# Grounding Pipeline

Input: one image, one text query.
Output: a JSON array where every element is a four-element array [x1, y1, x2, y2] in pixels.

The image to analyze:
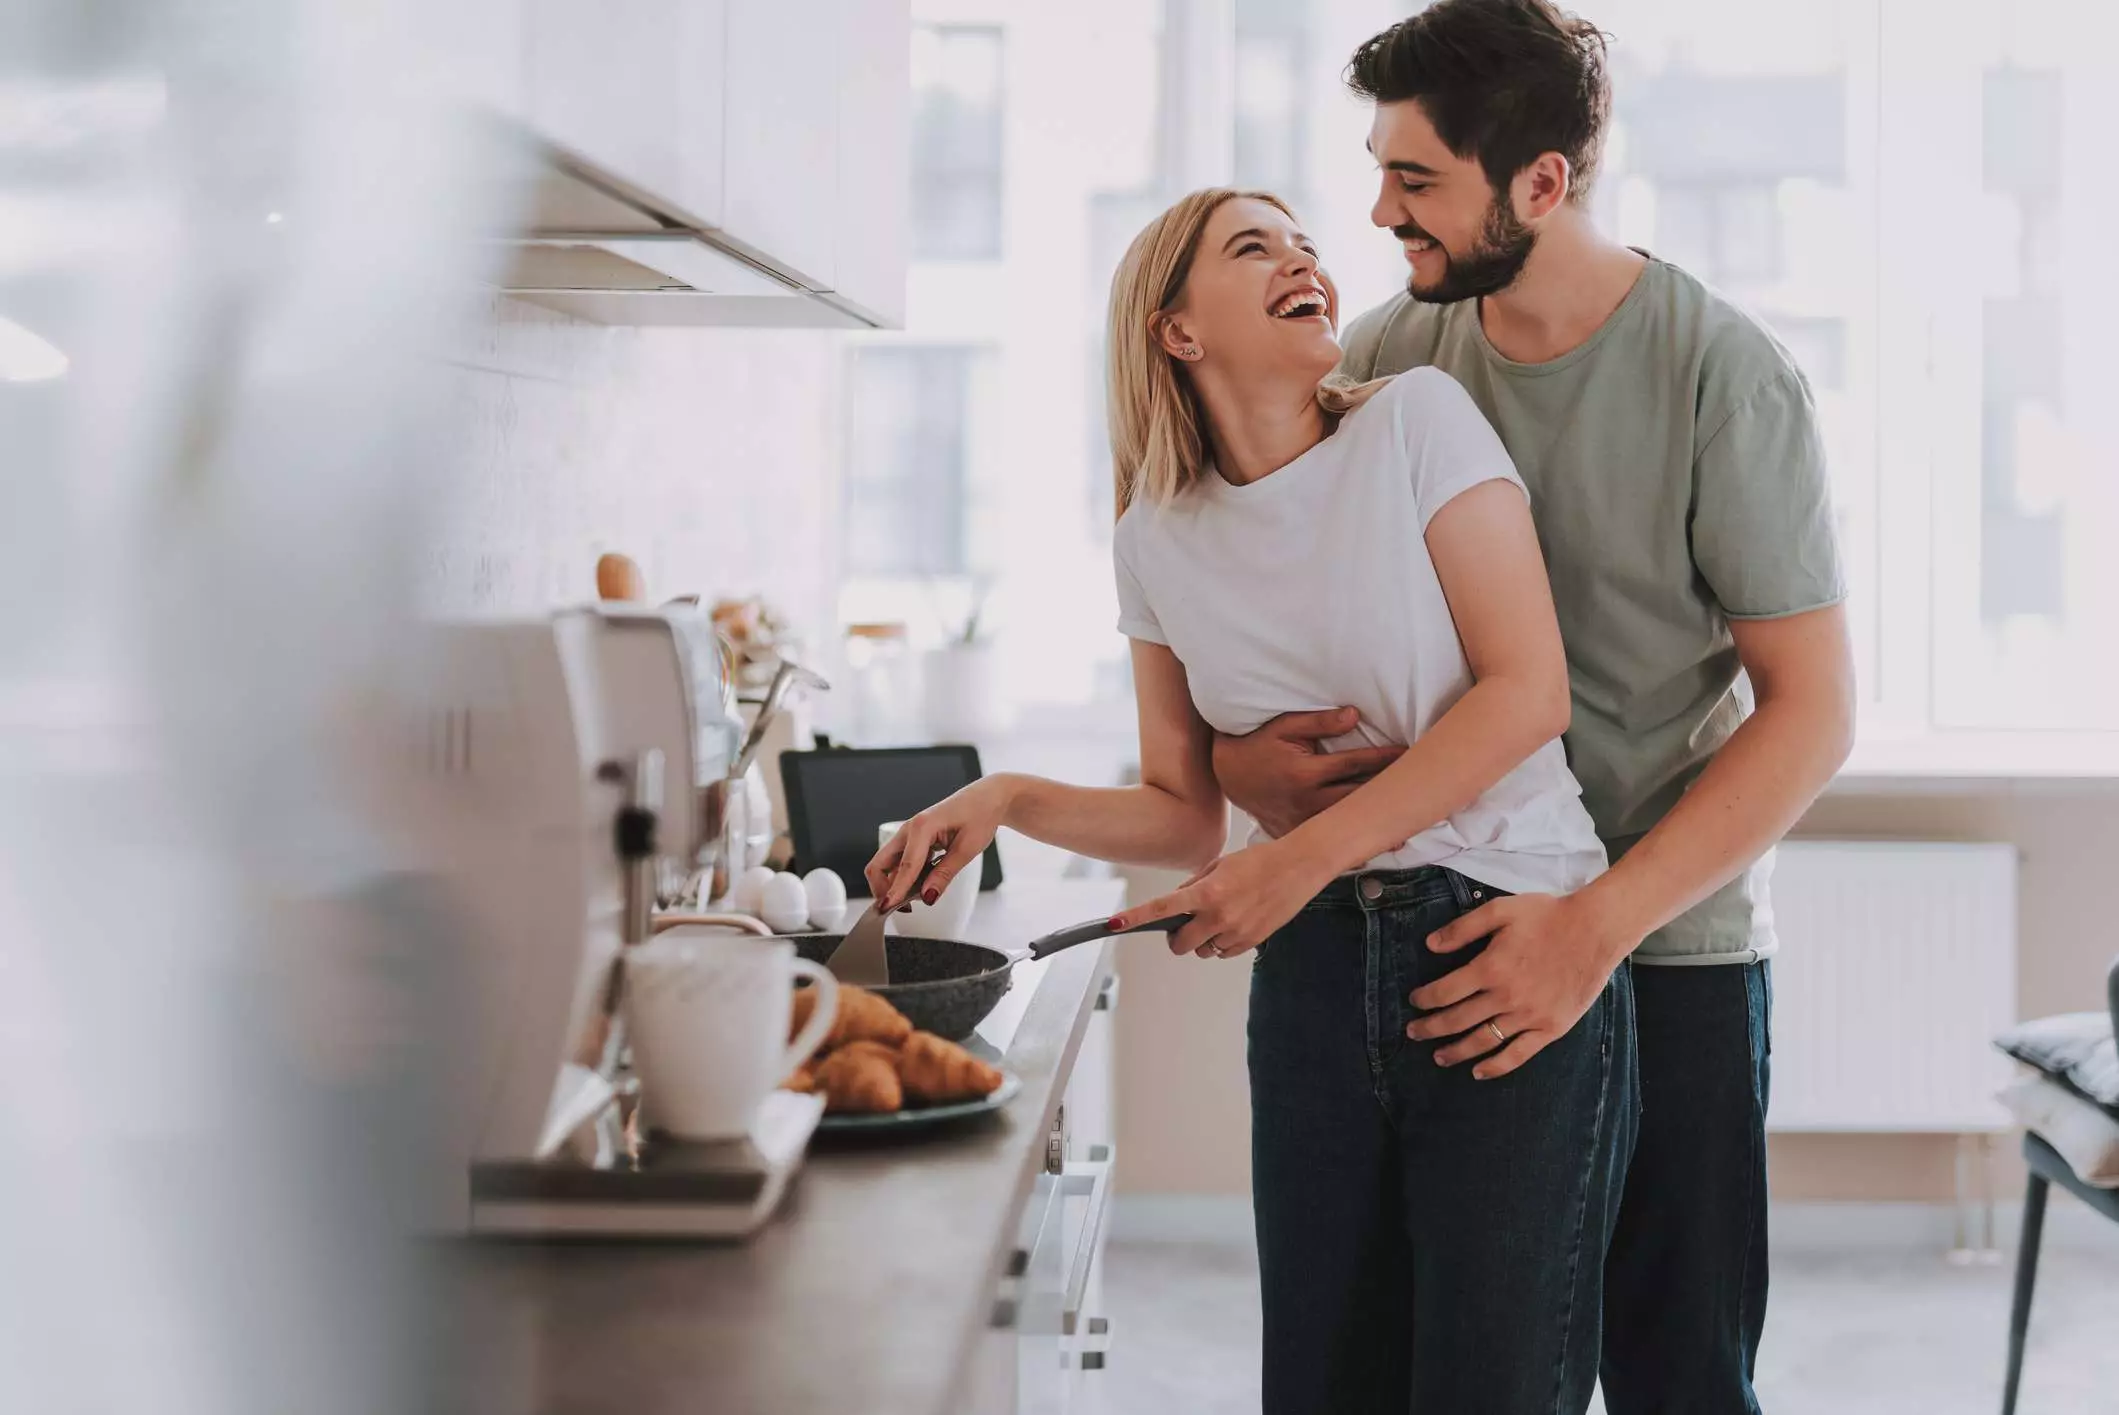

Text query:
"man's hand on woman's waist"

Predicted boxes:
[[1210, 706, 1404, 838]]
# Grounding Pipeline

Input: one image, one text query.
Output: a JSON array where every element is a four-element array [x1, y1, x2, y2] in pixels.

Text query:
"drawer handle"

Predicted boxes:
[[1060, 1150, 1116, 1335]]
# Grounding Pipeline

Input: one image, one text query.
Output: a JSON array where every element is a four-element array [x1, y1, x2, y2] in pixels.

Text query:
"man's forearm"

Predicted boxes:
[[1577, 691, 1854, 955]]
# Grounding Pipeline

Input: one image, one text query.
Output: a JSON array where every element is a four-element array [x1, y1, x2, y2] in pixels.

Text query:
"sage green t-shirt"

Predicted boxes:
[[1338, 256, 1845, 964]]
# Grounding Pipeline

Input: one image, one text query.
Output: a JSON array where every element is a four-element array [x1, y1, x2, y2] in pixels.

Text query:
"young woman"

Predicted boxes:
[[866, 189, 1637, 1415]]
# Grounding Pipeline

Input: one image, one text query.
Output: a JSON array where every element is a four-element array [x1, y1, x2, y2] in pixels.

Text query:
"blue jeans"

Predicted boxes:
[[1600, 961, 1773, 1415], [1248, 867, 1640, 1415]]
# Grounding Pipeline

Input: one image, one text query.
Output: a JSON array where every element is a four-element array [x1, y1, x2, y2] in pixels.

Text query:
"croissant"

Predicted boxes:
[[815, 1042, 904, 1114], [781, 1062, 817, 1094], [896, 1030, 1004, 1104], [791, 983, 911, 1050]]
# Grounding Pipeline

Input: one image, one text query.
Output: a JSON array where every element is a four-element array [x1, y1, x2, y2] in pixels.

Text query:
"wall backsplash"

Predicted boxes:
[[424, 296, 845, 661]]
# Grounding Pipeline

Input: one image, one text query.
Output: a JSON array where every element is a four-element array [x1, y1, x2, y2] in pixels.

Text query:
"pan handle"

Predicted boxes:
[[1024, 913, 1195, 961]]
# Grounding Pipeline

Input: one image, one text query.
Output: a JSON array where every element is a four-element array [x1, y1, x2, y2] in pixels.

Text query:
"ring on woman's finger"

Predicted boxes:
[[1484, 1020, 1508, 1046]]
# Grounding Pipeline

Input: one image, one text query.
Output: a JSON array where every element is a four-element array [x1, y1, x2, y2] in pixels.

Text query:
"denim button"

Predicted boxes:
[[1359, 876, 1383, 902]]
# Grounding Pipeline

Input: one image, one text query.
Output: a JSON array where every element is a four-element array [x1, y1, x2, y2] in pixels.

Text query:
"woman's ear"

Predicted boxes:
[[1152, 312, 1202, 363]]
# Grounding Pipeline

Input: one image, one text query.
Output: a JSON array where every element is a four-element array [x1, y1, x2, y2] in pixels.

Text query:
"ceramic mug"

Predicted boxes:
[[624, 927, 838, 1140], [879, 820, 980, 940]]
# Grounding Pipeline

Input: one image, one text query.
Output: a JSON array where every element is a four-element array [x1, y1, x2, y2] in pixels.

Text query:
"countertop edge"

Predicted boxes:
[[935, 935, 1114, 1415]]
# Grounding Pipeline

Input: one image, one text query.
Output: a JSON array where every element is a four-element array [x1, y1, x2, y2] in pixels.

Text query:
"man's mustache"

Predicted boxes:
[[1392, 222, 1438, 245]]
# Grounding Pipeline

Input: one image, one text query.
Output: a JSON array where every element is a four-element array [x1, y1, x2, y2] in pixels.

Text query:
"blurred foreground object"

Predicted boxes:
[[0, 1, 518, 1410]]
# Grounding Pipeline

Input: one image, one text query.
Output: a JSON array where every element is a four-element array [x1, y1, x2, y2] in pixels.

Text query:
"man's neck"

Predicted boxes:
[[1477, 211, 1647, 366], [1196, 371, 1329, 488]]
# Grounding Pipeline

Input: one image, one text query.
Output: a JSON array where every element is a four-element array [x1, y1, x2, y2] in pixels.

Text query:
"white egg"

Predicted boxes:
[[758, 872, 812, 934], [803, 868, 849, 929], [731, 864, 777, 915]]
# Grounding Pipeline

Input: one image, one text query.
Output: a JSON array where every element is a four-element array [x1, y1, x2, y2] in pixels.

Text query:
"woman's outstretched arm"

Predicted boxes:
[[867, 640, 1228, 909]]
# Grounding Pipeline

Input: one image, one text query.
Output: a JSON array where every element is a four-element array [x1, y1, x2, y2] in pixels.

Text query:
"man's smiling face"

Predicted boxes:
[[1367, 99, 1537, 305]]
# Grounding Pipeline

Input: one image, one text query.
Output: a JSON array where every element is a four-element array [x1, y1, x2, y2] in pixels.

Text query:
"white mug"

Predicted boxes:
[[879, 820, 980, 941], [624, 928, 838, 1141]]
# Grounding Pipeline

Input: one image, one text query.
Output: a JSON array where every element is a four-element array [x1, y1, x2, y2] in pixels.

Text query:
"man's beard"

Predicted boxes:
[[1398, 196, 1535, 304]]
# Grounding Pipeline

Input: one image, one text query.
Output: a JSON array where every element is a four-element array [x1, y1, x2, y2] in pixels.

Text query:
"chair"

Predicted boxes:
[[2000, 958, 2119, 1415]]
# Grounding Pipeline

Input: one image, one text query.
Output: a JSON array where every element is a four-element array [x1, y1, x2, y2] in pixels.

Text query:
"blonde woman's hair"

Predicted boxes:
[[1106, 187, 1296, 516]]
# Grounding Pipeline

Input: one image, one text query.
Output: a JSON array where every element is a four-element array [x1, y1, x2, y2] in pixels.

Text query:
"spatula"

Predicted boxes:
[[826, 851, 943, 988]]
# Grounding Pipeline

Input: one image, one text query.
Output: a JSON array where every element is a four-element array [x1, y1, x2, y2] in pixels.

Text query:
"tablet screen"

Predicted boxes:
[[779, 745, 1004, 896]]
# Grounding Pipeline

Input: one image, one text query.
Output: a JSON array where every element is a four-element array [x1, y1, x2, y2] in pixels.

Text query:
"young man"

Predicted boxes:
[[1211, 1, 1857, 1410]]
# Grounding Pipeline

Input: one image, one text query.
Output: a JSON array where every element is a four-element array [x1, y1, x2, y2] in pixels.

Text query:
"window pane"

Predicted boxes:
[[1926, 5, 2119, 729], [1234, 0, 1310, 201], [842, 347, 982, 577], [1597, 0, 1880, 718], [911, 26, 1004, 261]]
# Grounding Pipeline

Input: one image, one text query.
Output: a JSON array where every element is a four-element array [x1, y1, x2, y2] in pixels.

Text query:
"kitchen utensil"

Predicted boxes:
[[624, 929, 839, 1141], [596, 551, 647, 601], [785, 912, 1193, 1040], [826, 850, 942, 988], [733, 658, 831, 779], [815, 1071, 1023, 1134]]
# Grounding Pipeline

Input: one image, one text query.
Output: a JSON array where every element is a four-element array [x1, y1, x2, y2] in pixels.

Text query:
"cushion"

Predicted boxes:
[[1994, 1012, 2119, 1119], [1998, 1076, 2119, 1187]]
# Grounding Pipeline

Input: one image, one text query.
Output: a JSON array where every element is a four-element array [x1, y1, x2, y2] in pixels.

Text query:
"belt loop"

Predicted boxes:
[[1443, 868, 1472, 911]]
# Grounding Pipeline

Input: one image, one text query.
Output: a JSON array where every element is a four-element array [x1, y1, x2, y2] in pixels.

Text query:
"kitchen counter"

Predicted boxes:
[[450, 876, 1126, 1415]]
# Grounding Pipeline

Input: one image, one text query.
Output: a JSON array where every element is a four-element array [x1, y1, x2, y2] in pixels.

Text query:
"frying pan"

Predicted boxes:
[[783, 913, 1191, 1041]]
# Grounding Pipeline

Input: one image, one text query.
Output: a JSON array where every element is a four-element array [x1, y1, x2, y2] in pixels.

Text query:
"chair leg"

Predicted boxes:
[[2002, 1171, 2050, 1415]]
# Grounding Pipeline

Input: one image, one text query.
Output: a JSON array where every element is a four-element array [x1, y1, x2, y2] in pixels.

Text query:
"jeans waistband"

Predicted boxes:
[[1307, 865, 1482, 913]]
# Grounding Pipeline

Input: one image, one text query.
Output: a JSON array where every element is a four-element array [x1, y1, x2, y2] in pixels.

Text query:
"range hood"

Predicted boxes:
[[482, 133, 880, 329]]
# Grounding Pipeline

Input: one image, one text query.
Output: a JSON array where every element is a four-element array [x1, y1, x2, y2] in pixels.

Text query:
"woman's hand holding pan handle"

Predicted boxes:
[[1106, 837, 1337, 962]]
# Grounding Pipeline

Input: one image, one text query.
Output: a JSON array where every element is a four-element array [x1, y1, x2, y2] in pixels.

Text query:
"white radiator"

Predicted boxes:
[[1764, 841, 2018, 1133]]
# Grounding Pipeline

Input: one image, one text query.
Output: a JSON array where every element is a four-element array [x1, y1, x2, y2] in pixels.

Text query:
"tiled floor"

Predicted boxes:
[[1098, 1214, 2119, 1414]]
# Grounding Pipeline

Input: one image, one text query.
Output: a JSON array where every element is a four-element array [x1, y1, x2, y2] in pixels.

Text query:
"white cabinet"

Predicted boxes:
[[721, 0, 842, 290], [824, 0, 911, 326], [492, 0, 908, 328], [522, 0, 725, 226]]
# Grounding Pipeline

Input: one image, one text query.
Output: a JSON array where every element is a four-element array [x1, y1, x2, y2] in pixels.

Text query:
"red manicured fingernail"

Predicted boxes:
[[1108, 917, 1126, 929], [923, 889, 939, 905]]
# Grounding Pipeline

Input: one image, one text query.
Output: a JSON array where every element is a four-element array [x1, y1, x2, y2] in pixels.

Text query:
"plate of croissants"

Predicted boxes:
[[782, 981, 1018, 1131]]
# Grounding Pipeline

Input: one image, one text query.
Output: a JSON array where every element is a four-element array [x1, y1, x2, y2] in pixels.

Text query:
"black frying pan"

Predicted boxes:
[[785, 913, 1191, 1040]]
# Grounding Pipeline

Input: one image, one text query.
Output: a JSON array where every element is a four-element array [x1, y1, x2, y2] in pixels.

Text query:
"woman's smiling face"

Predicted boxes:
[[1160, 198, 1342, 384]]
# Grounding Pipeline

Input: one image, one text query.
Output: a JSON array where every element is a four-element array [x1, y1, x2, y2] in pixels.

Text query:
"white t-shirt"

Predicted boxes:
[[1113, 367, 1607, 897]]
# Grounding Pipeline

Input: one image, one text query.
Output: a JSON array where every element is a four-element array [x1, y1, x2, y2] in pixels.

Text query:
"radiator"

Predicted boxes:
[[1763, 841, 2018, 1133]]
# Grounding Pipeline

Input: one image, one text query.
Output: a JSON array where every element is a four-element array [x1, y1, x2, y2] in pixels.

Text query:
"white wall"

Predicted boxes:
[[421, 296, 846, 640]]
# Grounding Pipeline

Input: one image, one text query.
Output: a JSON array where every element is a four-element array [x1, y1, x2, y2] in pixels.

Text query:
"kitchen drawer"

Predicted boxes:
[[976, 1134, 1117, 1415]]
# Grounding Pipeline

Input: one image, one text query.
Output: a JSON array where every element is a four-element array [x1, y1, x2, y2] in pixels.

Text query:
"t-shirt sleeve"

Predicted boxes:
[[1111, 517, 1169, 645], [1391, 368, 1526, 531], [1690, 370, 1847, 620]]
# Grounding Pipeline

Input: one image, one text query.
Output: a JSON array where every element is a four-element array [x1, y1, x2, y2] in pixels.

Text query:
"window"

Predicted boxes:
[[1234, 0, 1311, 202], [841, 346, 985, 577], [850, 1, 2119, 771], [910, 26, 1004, 261], [1596, 0, 2119, 748], [1923, 7, 2119, 733]]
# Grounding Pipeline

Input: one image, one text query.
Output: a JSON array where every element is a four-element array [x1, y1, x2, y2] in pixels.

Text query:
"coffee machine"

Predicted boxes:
[[407, 604, 821, 1237]]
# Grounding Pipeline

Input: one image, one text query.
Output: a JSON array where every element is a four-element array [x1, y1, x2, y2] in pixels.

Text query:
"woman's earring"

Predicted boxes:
[[1181, 345, 1202, 360]]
